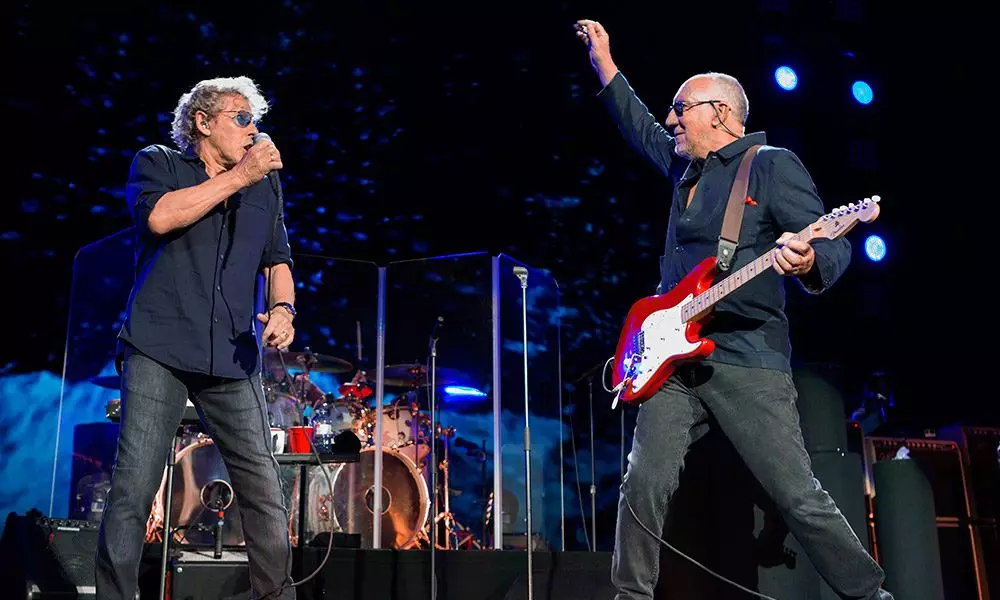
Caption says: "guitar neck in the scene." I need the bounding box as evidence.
[681,225,814,322]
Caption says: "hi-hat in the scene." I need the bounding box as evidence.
[264,348,353,374]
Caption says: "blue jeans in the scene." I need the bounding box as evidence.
[613,361,893,600]
[95,348,294,599]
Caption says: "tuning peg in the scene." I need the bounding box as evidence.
[872,195,881,202]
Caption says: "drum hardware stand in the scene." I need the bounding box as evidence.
[513,265,534,600]
[429,333,439,600]
[158,428,181,600]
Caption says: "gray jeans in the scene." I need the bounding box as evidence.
[612,361,892,600]
[95,348,294,599]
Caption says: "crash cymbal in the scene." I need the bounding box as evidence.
[89,375,122,390]
[263,347,353,374]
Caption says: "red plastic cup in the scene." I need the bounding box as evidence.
[287,426,314,453]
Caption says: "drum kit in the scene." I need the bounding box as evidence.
[101,346,484,551]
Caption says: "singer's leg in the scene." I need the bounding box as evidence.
[96,349,189,600]
[612,370,710,600]
[190,374,293,600]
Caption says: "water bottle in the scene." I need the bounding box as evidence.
[311,400,335,454]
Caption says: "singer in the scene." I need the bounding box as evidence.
[95,76,297,600]
[574,20,893,600]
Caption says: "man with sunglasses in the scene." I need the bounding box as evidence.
[574,19,893,600]
[96,76,297,599]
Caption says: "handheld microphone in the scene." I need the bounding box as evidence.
[252,132,281,196]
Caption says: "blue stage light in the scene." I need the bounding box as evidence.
[865,235,886,262]
[852,81,873,105]
[775,66,798,91]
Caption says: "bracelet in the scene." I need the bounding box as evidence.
[270,302,296,317]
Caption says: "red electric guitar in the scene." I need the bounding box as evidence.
[610,195,881,408]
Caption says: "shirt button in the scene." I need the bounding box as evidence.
[219,254,224,260]
[214,318,219,323]
[216,285,221,291]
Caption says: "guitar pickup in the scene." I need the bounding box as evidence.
[636,331,645,354]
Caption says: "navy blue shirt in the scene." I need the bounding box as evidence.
[118,144,293,378]
[599,73,851,373]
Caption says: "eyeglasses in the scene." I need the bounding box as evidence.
[218,110,255,127]
[667,100,725,117]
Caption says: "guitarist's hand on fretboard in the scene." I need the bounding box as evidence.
[772,231,815,277]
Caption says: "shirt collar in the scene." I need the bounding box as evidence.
[713,131,767,161]
[182,145,205,165]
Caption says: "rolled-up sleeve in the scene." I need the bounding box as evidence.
[596,72,677,177]
[261,203,293,270]
[767,149,851,294]
[126,145,175,235]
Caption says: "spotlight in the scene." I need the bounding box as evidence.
[774,66,798,91]
[864,234,886,262]
[852,80,874,105]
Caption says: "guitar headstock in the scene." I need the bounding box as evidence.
[811,195,881,240]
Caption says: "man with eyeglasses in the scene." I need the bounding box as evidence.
[574,19,893,600]
[96,76,297,599]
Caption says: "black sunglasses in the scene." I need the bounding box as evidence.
[667,99,725,117]
[218,110,255,127]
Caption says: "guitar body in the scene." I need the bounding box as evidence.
[611,256,719,406]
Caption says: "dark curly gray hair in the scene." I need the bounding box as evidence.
[170,76,270,152]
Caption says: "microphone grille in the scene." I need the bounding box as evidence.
[253,132,271,144]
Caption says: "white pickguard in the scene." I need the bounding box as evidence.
[619,296,699,398]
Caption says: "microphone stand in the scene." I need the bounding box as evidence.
[429,334,439,600]
[513,266,533,600]
[588,376,597,551]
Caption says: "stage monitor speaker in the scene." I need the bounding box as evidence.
[170,548,250,600]
[0,511,99,599]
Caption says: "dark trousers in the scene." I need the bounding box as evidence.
[612,361,892,600]
[95,348,294,599]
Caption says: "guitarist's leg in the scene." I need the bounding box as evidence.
[612,373,708,600]
[695,361,892,600]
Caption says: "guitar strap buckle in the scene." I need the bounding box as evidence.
[716,144,762,272]
[716,238,738,272]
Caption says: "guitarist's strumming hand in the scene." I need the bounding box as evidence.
[772,232,815,276]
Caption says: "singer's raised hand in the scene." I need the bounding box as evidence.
[235,140,282,188]
[574,20,618,86]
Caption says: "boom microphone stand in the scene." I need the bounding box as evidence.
[512,266,533,600]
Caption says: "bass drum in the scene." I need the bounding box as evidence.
[305,446,429,549]
[146,436,246,547]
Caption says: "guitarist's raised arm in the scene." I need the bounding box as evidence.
[574,20,676,177]
[767,149,852,294]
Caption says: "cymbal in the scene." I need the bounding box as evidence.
[383,363,427,387]
[382,364,468,388]
[263,348,353,374]
[89,375,122,390]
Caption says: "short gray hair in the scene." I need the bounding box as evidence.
[170,76,270,152]
[692,72,749,125]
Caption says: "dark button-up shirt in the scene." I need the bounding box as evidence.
[118,144,293,378]
[599,73,850,373]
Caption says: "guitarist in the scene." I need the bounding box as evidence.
[574,19,893,600]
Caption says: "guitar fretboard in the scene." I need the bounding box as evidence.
[680,226,815,323]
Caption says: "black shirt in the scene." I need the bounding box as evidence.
[599,72,851,373]
[118,144,293,378]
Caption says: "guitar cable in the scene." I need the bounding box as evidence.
[602,356,780,600]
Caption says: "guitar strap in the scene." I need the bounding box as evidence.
[716,144,762,271]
